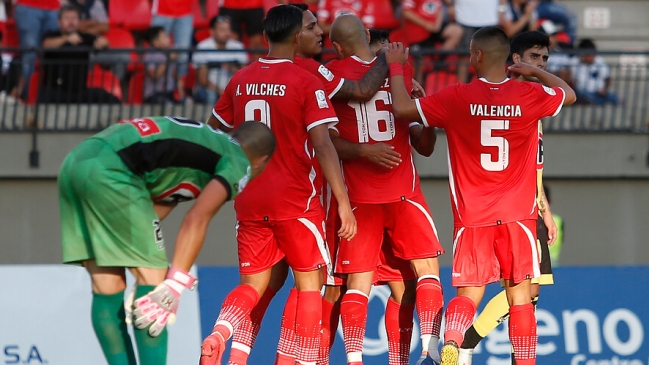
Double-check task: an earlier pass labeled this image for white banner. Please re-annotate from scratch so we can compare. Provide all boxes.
[0,265,202,364]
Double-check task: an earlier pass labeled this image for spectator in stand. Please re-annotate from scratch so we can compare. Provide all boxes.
[151,0,193,78]
[193,16,248,106]
[541,20,572,84]
[278,0,319,14]
[317,0,363,35]
[13,0,60,99]
[61,0,109,36]
[498,0,540,38]
[143,26,184,104]
[570,38,619,106]
[537,0,577,46]
[454,0,499,82]
[218,0,265,58]
[40,5,120,104]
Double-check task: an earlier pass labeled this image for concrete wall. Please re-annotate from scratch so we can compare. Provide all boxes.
[1,132,648,266]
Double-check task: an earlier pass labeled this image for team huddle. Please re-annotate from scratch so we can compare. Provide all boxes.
[58,4,575,365]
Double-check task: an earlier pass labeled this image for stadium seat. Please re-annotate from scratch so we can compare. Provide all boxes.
[87,66,123,101]
[194,28,211,43]
[363,0,400,31]
[104,27,139,73]
[3,19,20,51]
[109,0,152,31]
[192,0,209,29]
[424,71,459,96]
[127,70,146,104]
[205,0,220,19]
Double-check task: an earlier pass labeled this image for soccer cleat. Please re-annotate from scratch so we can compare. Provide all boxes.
[457,348,473,365]
[200,333,225,365]
[440,341,459,365]
[416,352,440,365]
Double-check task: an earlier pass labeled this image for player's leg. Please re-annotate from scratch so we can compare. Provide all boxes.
[458,289,509,365]
[385,279,416,365]
[201,219,283,365]
[276,285,299,365]
[386,194,444,365]
[498,220,540,365]
[441,286,484,365]
[230,260,289,365]
[274,215,330,365]
[319,284,345,365]
[336,204,385,365]
[85,261,137,365]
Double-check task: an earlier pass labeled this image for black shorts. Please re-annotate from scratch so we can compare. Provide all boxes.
[219,7,265,36]
[536,215,553,277]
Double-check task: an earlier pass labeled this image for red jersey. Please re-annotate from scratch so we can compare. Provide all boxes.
[152,0,191,16]
[403,0,443,43]
[16,0,60,10]
[295,55,345,99]
[317,0,363,25]
[221,0,264,9]
[415,78,565,227]
[213,58,338,220]
[327,56,417,204]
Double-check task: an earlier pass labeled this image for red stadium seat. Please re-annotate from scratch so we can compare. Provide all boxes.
[194,28,211,43]
[424,71,459,96]
[104,27,139,73]
[109,0,152,31]
[127,70,146,104]
[3,19,20,52]
[192,0,209,29]
[87,66,123,101]
[205,0,220,20]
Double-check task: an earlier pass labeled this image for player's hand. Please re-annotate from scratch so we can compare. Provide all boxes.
[507,62,540,79]
[337,203,357,241]
[66,32,83,45]
[362,143,401,169]
[132,267,198,337]
[385,42,409,65]
[411,78,426,98]
[542,211,558,245]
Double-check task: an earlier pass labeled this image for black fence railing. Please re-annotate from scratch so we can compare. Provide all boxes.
[0,47,647,133]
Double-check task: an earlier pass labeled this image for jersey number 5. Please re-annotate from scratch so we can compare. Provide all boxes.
[481,119,510,171]
[349,90,396,143]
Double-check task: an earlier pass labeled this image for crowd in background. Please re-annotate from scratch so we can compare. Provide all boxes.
[0,0,619,106]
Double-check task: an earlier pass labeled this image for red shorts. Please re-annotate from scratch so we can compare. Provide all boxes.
[236,213,329,275]
[451,219,540,287]
[374,234,417,285]
[336,193,444,274]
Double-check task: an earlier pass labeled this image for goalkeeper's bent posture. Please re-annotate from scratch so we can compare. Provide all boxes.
[58,116,275,365]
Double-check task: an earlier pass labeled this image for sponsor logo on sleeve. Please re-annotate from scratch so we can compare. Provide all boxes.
[318,65,335,82]
[543,85,557,95]
[316,90,329,109]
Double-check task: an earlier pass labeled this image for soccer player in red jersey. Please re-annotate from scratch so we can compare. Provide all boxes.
[326,14,446,365]
[200,5,357,365]
[387,26,576,365]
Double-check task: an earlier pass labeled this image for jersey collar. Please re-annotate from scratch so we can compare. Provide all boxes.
[478,77,510,84]
[259,57,293,64]
[350,55,377,64]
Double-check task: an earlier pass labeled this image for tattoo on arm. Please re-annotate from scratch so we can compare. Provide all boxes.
[333,53,388,101]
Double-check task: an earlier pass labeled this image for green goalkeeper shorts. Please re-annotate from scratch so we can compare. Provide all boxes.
[59,138,168,268]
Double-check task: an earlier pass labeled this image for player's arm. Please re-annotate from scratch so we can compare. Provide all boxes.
[537,180,557,245]
[333,53,388,102]
[409,123,437,157]
[328,128,401,169]
[170,179,229,271]
[387,44,422,121]
[508,62,577,105]
[310,125,357,240]
[153,203,176,220]
[206,82,235,132]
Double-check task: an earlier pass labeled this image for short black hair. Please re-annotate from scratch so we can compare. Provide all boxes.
[578,38,596,50]
[511,31,550,57]
[145,26,165,44]
[59,4,81,19]
[369,29,389,47]
[209,15,231,29]
[263,4,303,43]
[291,3,309,11]
[471,26,510,63]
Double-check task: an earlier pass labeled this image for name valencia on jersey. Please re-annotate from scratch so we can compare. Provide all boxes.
[236,83,287,97]
[470,104,522,117]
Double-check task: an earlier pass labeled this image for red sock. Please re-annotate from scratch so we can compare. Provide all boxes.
[295,290,323,365]
[275,288,298,365]
[340,290,369,364]
[319,297,340,365]
[509,303,537,365]
[230,287,277,364]
[416,276,444,347]
[443,295,476,347]
[385,298,414,365]
[212,284,260,341]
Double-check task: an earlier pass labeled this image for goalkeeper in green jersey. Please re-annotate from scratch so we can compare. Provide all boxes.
[58,116,275,365]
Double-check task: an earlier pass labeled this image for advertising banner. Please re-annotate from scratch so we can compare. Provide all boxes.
[198,266,649,365]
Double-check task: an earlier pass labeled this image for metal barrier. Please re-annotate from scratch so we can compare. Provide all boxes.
[0,47,647,133]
